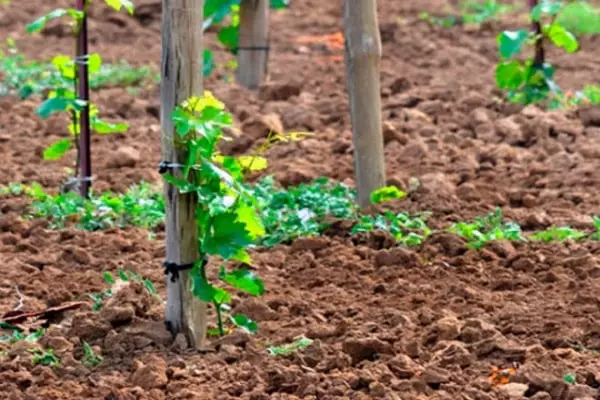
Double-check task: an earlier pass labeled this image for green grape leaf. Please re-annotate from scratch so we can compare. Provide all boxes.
[51,55,75,80]
[43,139,72,160]
[26,8,84,33]
[544,23,579,53]
[91,118,128,134]
[270,0,289,9]
[203,49,215,77]
[104,0,135,14]
[218,25,240,51]
[203,212,254,260]
[370,186,406,204]
[191,264,232,304]
[87,53,103,74]
[219,266,265,296]
[229,313,258,334]
[495,60,525,90]
[497,29,529,59]
[531,1,563,21]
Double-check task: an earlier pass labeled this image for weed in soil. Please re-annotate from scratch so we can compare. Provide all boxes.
[0,41,155,98]
[419,0,515,28]
[448,208,526,249]
[30,348,60,367]
[81,341,102,368]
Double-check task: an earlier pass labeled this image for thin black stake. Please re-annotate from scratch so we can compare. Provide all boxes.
[528,0,545,67]
[76,0,91,198]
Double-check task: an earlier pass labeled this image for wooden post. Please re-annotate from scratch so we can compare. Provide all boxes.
[236,0,269,89]
[75,0,91,198]
[343,0,386,207]
[160,0,207,349]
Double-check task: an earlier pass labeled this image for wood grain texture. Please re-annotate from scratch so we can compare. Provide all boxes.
[160,0,207,349]
[343,0,386,207]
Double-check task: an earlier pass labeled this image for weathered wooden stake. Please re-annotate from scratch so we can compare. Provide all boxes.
[343,0,386,207]
[161,0,207,349]
[236,0,269,89]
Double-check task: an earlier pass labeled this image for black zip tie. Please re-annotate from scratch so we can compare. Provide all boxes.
[234,45,270,52]
[74,54,91,65]
[158,161,184,174]
[163,256,208,283]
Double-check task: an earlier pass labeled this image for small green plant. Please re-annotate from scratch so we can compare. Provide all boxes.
[352,211,431,247]
[27,8,132,161]
[30,348,60,367]
[267,336,314,356]
[81,341,103,367]
[449,209,525,249]
[3,181,165,231]
[87,269,160,310]
[163,92,269,336]
[0,328,45,345]
[530,226,586,242]
[563,371,576,384]
[494,0,599,108]
[0,42,155,99]
[419,0,514,28]
[590,216,600,240]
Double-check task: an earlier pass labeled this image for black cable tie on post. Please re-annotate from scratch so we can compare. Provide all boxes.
[233,45,270,53]
[158,161,185,174]
[73,54,91,65]
[163,255,208,283]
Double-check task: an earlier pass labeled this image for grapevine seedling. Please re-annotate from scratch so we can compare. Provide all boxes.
[449,209,526,249]
[163,92,268,336]
[81,341,103,367]
[25,1,135,196]
[267,336,313,356]
[494,0,600,108]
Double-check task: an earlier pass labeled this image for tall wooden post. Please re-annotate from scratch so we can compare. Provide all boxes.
[236,0,269,89]
[75,0,91,198]
[161,0,207,349]
[343,0,386,207]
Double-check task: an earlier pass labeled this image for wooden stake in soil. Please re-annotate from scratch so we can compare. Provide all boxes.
[236,0,269,89]
[75,0,91,198]
[160,0,207,349]
[343,0,386,207]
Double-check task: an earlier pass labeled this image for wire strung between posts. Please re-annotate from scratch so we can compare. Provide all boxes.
[163,256,208,283]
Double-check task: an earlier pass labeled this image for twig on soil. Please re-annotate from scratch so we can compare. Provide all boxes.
[12,285,24,311]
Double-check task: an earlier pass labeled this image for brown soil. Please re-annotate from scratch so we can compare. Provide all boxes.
[2,0,600,399]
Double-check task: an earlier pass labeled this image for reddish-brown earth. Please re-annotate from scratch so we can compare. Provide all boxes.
[2,0,600,399]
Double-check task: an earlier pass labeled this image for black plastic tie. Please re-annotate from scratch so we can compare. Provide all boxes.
[158,161,184,174]
[234,45,270,52]
[163,256,208,282]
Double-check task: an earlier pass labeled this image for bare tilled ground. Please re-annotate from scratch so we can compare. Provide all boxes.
[2,0,600,399]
